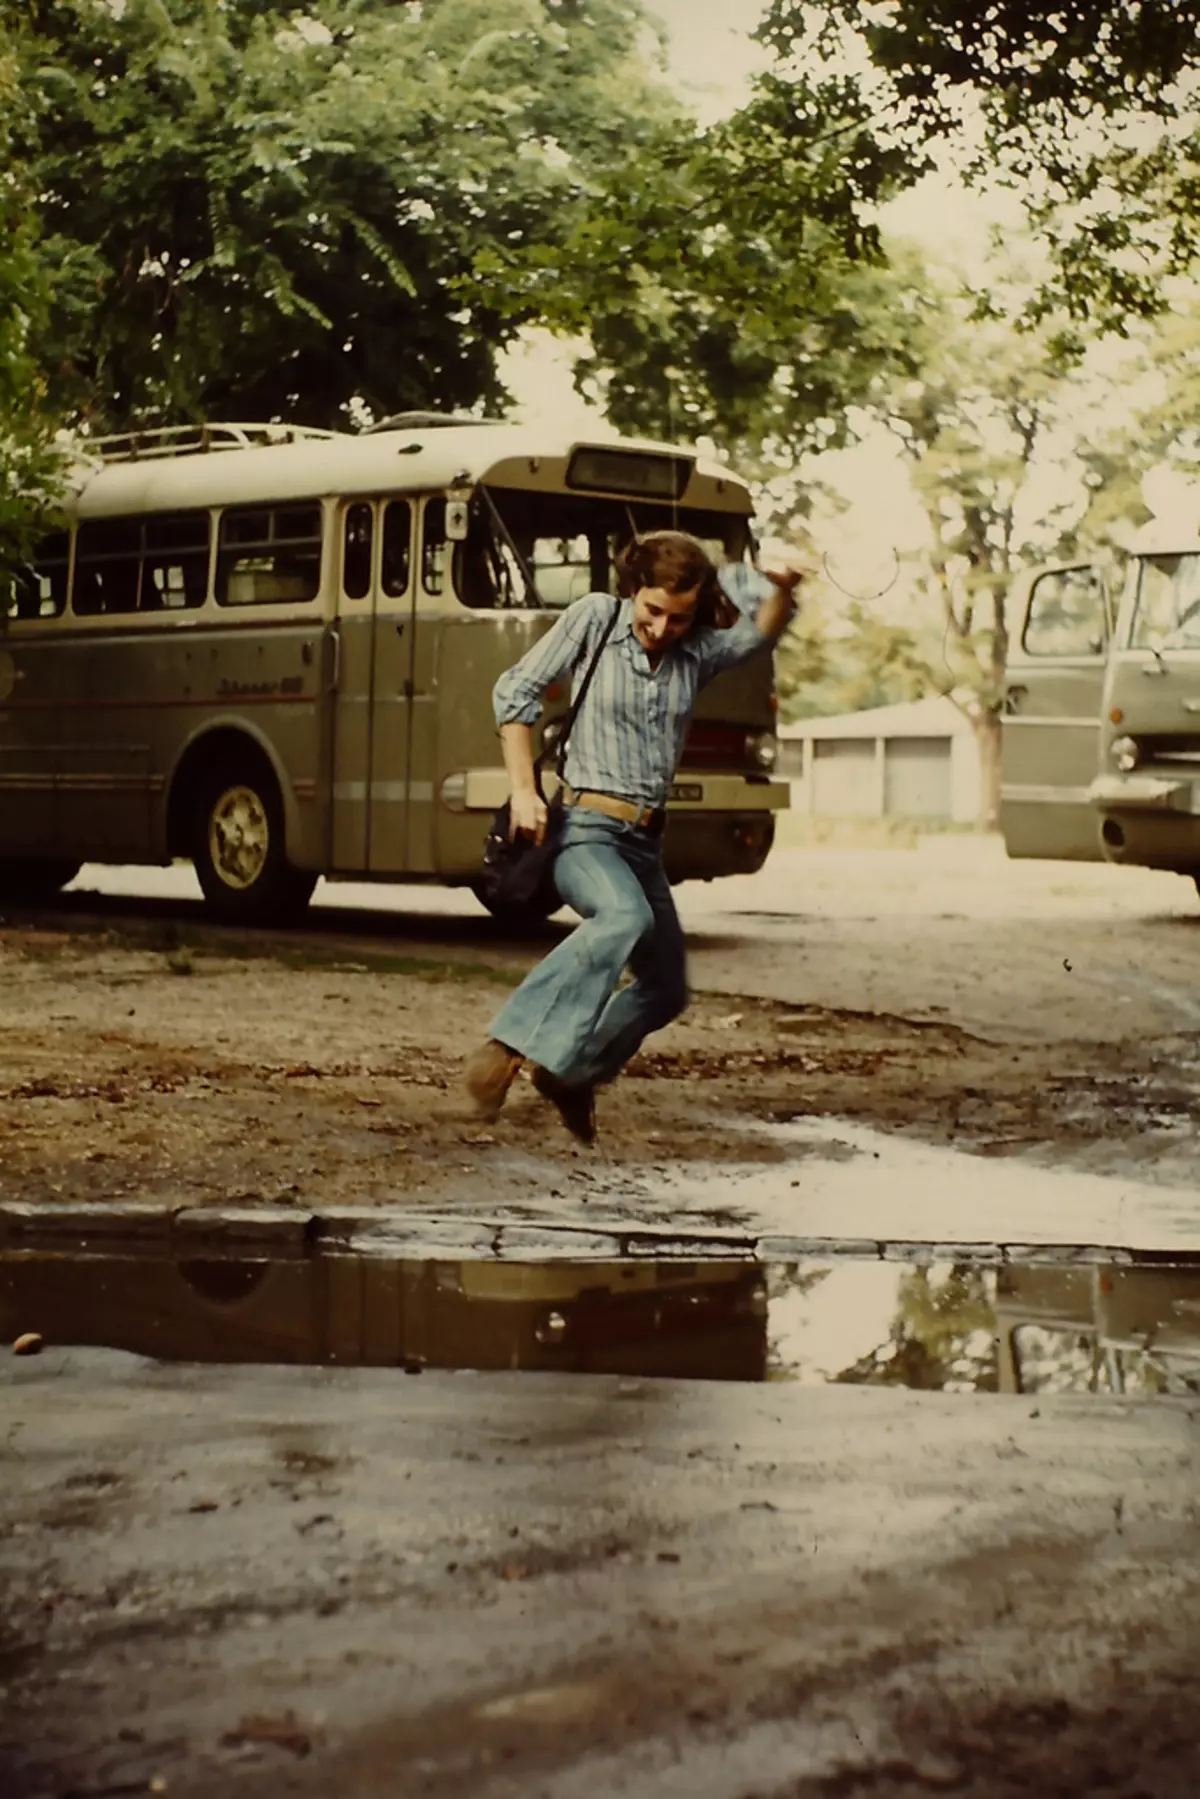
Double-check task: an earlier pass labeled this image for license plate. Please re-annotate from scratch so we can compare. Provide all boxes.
[670,782,703,802]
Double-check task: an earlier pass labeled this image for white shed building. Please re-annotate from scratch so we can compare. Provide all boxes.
[778,696,981,824]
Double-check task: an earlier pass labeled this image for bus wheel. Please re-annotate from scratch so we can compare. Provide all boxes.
[192,767,315,925]
[0,860,82,903]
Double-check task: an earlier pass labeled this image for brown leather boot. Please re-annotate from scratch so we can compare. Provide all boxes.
[464,1039,523,1120]
[531,1066,597,1146]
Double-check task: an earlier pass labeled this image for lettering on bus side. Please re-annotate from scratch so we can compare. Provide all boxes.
[217,678,279,699]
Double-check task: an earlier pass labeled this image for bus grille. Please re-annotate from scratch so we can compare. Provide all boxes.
[679,721,756,770]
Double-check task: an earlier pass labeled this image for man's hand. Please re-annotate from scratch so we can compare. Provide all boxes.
[754,554,816,641]
[762,564,805,597]
[508,788,548,844]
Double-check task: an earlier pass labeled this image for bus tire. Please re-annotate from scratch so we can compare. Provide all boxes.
[0,860,82,903]
[191,762,316,925]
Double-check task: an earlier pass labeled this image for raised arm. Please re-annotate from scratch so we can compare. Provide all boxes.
[752,565,805,641]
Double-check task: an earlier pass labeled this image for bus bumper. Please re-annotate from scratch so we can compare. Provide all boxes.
[455,769,789,816]
[450,769,789,881]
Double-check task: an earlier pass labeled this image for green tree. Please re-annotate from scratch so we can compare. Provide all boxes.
[468,71,921,453]
[10,0,679,432]
[834,1264,998,1393]
[0,37,68,577]
[757,0,1200,332]
[776,596,937,722]
[1066,299,1200,551]
[851,260,1115,829]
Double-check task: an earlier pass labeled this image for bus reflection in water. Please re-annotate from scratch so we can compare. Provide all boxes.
[0,1254,770,1382]
[1,418,788,923]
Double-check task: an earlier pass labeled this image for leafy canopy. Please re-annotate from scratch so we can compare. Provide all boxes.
[0,33,68,572]
[466,66,920,452]
[9,0,677,430]
[757,1,1200,331]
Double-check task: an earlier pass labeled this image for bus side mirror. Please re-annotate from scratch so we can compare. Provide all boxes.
[445,500,469,542]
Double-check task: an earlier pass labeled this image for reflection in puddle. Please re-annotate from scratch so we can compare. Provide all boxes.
[3,1250,1199,1397]
[0,1256,770,1381]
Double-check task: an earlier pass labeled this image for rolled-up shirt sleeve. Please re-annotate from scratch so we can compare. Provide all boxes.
[695,563,777,679]
[492,595,600,728]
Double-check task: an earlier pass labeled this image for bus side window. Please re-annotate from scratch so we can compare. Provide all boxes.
[343,503,373,600]
[74,519,141,615]
[8,530,70,618]
[1022,568,1107,657]
[143,511,210,611]
[422,499,446,595]
[8,568,39,619]
[217,504,322,606]
[381,501,411,598]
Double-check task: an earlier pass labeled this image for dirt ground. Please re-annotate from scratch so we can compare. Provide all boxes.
[4,841,1200,1799]
[3,1353,1199,1799]
[2,836,1199,1219]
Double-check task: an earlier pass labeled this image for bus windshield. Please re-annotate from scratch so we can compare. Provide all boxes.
[443,487,748,612]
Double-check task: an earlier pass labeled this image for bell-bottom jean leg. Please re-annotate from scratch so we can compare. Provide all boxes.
[486,814,689,1087]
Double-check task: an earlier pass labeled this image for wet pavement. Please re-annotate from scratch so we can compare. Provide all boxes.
[3,1224,1200,1797]
[4,853,1200,1794]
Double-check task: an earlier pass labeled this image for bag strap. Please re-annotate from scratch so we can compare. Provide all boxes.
[536,598,621,786]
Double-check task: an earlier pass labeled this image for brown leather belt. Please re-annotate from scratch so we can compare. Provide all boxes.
[565,788,666,833]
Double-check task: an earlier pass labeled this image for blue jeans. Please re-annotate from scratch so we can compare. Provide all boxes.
[487,810,689,1087]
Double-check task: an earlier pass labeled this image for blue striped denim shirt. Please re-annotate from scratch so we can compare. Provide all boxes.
[491,562,776,808]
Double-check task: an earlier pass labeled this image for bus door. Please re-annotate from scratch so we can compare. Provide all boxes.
[330,498,416,873]
[1001,563,1110,860]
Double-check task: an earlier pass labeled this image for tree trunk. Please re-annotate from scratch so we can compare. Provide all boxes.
[972,709,1003,833]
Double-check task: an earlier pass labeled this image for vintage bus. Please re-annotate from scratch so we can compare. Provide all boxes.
[0,416,788,923]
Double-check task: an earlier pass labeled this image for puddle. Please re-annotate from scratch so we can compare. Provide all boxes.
[3,1248,1198,1398]
[646,1116,1200,1253]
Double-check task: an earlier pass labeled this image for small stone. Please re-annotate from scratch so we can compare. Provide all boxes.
[13,1332,43,1356]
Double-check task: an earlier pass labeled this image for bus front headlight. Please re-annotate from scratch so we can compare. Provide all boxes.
[1110,735,1140,773]
[745,730,778,770]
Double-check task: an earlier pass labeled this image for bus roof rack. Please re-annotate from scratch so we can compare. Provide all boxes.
[362,412,507,434]
[88,423,338,462]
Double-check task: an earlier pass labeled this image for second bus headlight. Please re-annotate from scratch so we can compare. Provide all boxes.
[745,730,778,769]
[1110,735,1140,773]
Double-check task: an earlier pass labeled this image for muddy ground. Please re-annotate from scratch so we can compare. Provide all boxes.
[3,1352,1199,1799]
[2,837,1199,1219]
[4,840,1200,1799]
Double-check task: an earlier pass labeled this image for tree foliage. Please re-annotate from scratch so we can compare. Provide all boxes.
[466,71,921,451]
[834,1265,997,1393]
[757,0,1200,331]
[8,0,678,431]
[0,35,68,573]
[776,597,937,722]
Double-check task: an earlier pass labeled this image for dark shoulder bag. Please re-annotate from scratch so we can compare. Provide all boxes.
[478,601,620,916]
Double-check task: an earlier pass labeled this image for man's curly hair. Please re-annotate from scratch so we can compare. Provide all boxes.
[614,530,737,630]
